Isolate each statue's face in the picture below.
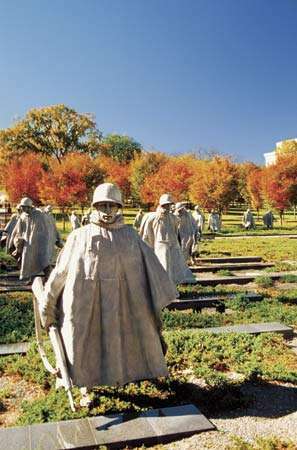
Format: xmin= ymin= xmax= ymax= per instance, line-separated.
xmin=162 ymin=203 xmax=172 ymax=212
xmin=95 ymin=202 xmax=119 ymax=224
xmin=20 ymin=206 xmax=32 ymax=215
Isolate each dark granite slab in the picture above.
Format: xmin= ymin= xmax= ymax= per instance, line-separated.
xmin=0 ymin=404 xmax=215 ymax=450
xmin=190 ymin=262 xmax=273 ymax=272
xmin=195 ymin=256 xmax=262 ymax=263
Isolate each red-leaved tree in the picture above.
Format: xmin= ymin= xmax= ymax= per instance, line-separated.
xmin=4 ymin=153 xmax=45 ymax=204
xmin=139 ymin=156 xmax=196 ymax=206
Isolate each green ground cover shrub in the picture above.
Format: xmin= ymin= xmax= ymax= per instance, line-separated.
xmin=216 ymin=269 xmax=234 ymax=277
xmin=2 ymin=328 xmax=295 ymax=426
xmin=163 ymin=298 xmax=297 ymax=329
xmin=276 ymin=290 xmax=297 ymax=304
xmin=255 ymin=275 xmax=274 ymax=288
xmin=0 ymin=294 xmax=34 ymax=344
xmin=279 ymin=274 xmax=297 ymax=283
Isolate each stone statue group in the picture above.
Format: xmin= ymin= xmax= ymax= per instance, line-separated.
xmin=1 ymin=184 xmax=204 ymax=408
xmin=242 ymin=208 xmax=274 ymax=230
xmin=0 ymin=184 xmax=275 ymax=409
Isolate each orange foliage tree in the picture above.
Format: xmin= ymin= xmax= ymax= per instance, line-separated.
xmin=262 ymin=153 xmax=297 ymax=224
xmin=246 ymin=168 xmax=264 ymax=215
xmin=129 ymin=151 xmax=168 ymax=203
xmin=189 ymin=156 xmax=239 ymax=213
xmin=140 ymin=156 xmax=196 ymax=206
xmin=38 ymin=153 xmax=95 ymax=209
xmin=4 ymin=153 xmax=45 ymax=204
xmin=97 ymin=155 xmax=131 ymax=199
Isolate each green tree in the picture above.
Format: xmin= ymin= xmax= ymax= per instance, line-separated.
xmin=129 ymin=151 xmax=168 ymax=203
xmin=0 ymin=104 xmax=102 ymax=164
xmin=100 ymin=133 xmax=142 ymax=163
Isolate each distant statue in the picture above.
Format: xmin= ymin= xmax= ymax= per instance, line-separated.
xmin=208 ymin=210 xmax=221 ymax=232
xmin=1 ymin=204 xmax=21 ymax=252
xmin=70 ymin=211 xmax=80 ymax=230
xmin=44 ymin=205 xmax=63 ymax=264
xmin=133 ymin=208 xmax=144 ymax=231
xmin=81 ymin=208 xmax=92 ymax=226
xmin=242 ymin=208 xmax=255 ymax=230
xmin=192 ymin=205 xmax=205 ymax=238
xmin=263 ymin=210 xmax=274 ymax=229
xmin=139 ymin=194 xmax=196 ymax=284
xmin=10 ymin=197 xmax=53 ymax=280
xmin=174 ymin=202 xmax=199 ymax=264
xmin=35 ymin=183 xmax=176 ymax=407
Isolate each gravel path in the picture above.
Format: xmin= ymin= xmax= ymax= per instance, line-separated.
xmin=159 ymin=381 xmax=297 ymax=449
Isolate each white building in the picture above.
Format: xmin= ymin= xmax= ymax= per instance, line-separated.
xmin=264 ymin=138 xmax=297 ymax=166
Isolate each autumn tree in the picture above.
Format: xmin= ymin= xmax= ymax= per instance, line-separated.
xmin=3 ymin=153 xmax=45 ymax=204
xmin=246 ymin=168 xmax=264 ymax=216
xmin=189 ymin=156 xmax=239 ymax=213
xmin=38 ymin=153 xmax=94 ymax=209
xmin=97 ymin=155 xmax=132 ymax=199
xmin=236 ymin=161 xmax=259 ymax=205
xmin=140 ymin=156 xmax=196 ymax=206
xmin=129 ymin=151 xmax=168 ymax=203
xmin=0 ymin=104 xmax=102 ymax=164
xmin=262 ymin=153 xmax=297 ymax=225
xmin=100 ymin=134 xmax=142 ymax=163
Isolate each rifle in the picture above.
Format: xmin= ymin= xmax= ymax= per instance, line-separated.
xmin=31 ymin=277 xmax=76 ymax=412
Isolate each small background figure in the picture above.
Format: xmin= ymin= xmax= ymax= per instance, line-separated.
xmin=1 ymin=204 xmax=21 ymax=252
xmin=81 ymin=208 xmax=92 ymax=226
xmin=70 ymin=211 xmax=80 ymax=230
xmin=208 ymin=210 xmax=221 ymax=232
xmin=242 ymin=208 xmax=255 ymax=230
xmin=263 ymin=210 xmax=274 ymax=229
xmin=133 ymin=208 xmax=144 ymax=231
xmin=174 ymin=202 xmax=198 ymax=264
xmin=192 ymin=205 xmax=205 ymax=239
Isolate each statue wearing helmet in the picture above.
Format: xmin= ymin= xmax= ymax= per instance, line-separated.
xmin=139 ymin=193 xmax=196 ymax=284
xmin=174 ymin=202 xmax=199 ymax=264
xmin=10 ymin=197 xmax=54 ymax=280
xmin=37 ymin=183 xmax=176 ymax=404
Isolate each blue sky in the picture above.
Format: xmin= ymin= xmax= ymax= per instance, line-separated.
xmin=0 ymin=0 xmax=297 ymax=164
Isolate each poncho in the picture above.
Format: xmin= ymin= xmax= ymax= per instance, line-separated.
xmin=139 ymin=209 xmax=196 ymax=284
xmin=40 ymin=214 xmax=176 ymax=388
xmin=174 ymin=208 xmax=198 ymax=262
xmin=12 ymin=209 xmax=52 ymax=280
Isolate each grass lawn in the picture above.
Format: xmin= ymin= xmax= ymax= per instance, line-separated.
xmin=201 ymin=237 xmax=297 ymax=261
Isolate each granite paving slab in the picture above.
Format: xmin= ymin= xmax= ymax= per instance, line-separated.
xmin=0 ymin=404 xmax=214 ymax=450
xmin=0 ymin=425 xmax=30 ymax=450
xmin=187 ymin=271 xmax=297 ymax=286
xmin=190 ymin=262 xmax=273 ymax=272
xmin=202 ymin=322 xmax=293 ymax=338
xmin=0 ymin=342 xmax=29 ymax=356
xmin=195 ymin=256 xmax=262 ymax=264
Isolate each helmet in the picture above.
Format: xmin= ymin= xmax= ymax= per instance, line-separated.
xmin=159 ymin=193 xmax=174 ymax=206
xmin=19 ymin=197 xmax=33 ymax=207
xmin=92 ymin=183 xmax=123 ymax=207
xmin=175 ymin=201 xmax=187 ymax=210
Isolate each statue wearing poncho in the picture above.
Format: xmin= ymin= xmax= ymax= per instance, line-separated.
xmin=139 ymin=194 xmax=196 ymax=284
xmin=39 ymin=183 xmax=176 ymax=388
